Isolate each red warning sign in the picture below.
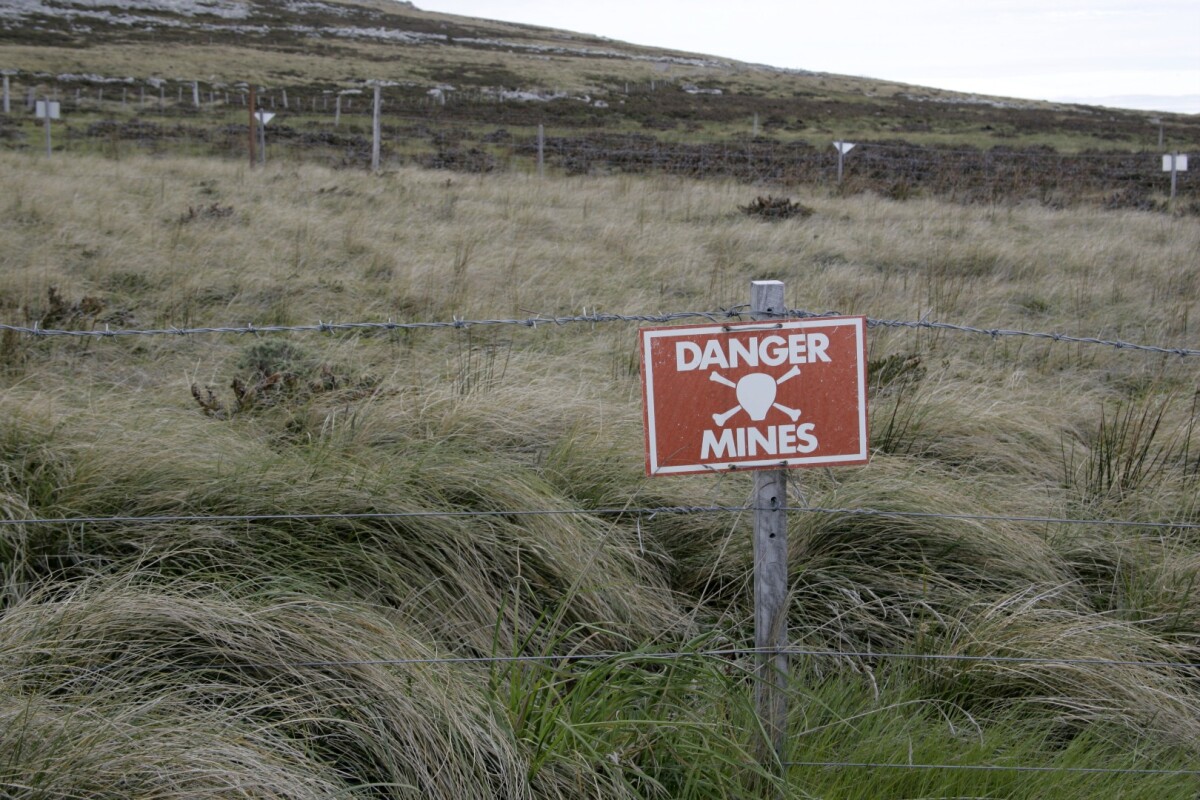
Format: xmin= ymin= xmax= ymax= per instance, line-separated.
xmin=640 ymin=317 xmax=869 ymax=475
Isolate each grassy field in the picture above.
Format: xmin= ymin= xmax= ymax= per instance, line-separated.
xmin=0 ymin=146 xmax=1198 ymax=798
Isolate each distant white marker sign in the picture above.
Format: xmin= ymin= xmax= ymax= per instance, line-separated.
xmin=35 ymin=100 xmax=60 ymax=120
xmin=255 ymin=111 xmax=276 ymax=126
xmin=1162 ymin=154 xmax=1188 ymax=171
xmin=832 ymin=141 xmax=856 ymax=155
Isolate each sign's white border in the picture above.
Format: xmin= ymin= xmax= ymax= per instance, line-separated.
xmin=643 ymin=317 xmax=869 ymax=475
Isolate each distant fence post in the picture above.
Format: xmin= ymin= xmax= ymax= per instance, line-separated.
xmin=259 ymin=104 xmax=268 ymax=166
xmin=1163 ymin=153 xmax=1188 ymax=203
xmin=537 ymin=123 xmax=545 ymax=178
xmin=2 ymin=73 xmax=10 ymax=114
xmin=37 ymin=96 xmax=59 ymax=157
xmin=248 ymin=85 xmax=256 ymax=169
xmin=751 ymin=278 xmax=789 ymax=767
xmin=371 ymin=83 xmax=381 ymax=172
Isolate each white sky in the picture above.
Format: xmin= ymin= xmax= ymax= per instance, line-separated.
xmin=415 ymin=1 xmax=1200 ymax=114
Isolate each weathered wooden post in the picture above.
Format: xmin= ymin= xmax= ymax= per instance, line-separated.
xmin=638 ymin=281 xmax=870 ymax=786
xmin=1163 ymin=153 xmax=1188 ymax=203
xmin=37 ymin=96 xmax=59 ymax=157
xmin=833 ymin=141 xmax=856 ymax=185
xmin=42 ymin=97 xmax=52 ymax=156
xmin=248 ymin=85 xmax=256 ymax=168
xmin=258 ymin=105 xmax=268 ymax=166
xmin=750 ymin=279 xmax=789 ymax=764
xmin=537 ymin=123 xmax=545 ymax=178
xmin=371 ymin=83 xmax=382 ymax=171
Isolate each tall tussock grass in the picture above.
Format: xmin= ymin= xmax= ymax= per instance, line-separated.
xmin=0 ymin=577 xmax=530 ymax=798
xmin=2 ymin=152 xmax=1199 ymax=797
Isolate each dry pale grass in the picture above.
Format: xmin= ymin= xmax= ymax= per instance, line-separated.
xmin=0 ymin=576 xmax=532 ymax=798
xmin=1 ymin=150 xmax=1199 ymax=796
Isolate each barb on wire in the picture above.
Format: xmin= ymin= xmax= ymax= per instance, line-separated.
xmin=2 ymin=308 xmax=1198 ymax=357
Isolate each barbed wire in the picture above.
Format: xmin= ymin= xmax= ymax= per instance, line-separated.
xmin=2 ymin=309 xmax=1198 ymax=357
xmin=11 ymin=644 xmax=1198 ymax=677
xmin=6 ymin=639 xmax=1197 ymax=779
xmin=269 ymin=645 xmax=1200 ymax=672
xmin=807 ymin=311 xmax=1200 ymax=357
xmin=782 ymin=760 xmax=1200 ymax=777
xmin=2 ymin=504 xmax=1197 ymax=531
xmin=0 ymin=310 xmax=739 ymax=339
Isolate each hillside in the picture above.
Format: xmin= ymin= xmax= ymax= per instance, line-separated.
xmin=2 ymin=0 xmax=1198 ymax=154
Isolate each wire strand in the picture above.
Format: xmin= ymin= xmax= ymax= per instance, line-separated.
xmin=2 ymin=504 xmax=1198 ymax=531
xmin=2 ymin=309 xmax=1197 ymax=356
xmin=782 ymin=760 xmax=1200 ymax=777
xmin=14 ymin=645 xmax=1200 ymax=677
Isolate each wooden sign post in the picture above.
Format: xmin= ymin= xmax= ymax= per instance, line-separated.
xmin=833 ymin=141 xmax=856 ymax=185
xmin=640 ymin=280 xmax=869 ymax=767
xmin=36 ymin=97 xmax=60 ymax=157
xmin=247 ymin=85 xmax=256 ymax=168
xmin=256 ymin=109 xmax=274 ymax=165
xmin=372 ymin=83 xmax=381 ymax=172
xmin=537 ymin=123 xmax=545 ymax=178
xmin=1163 ymin=153 xmax=1188 ymax=202
xmin=750 ymin=279 xmax=790 ymax=763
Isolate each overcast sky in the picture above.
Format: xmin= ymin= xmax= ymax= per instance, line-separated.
xmin=416 ymin=1 xmax=1200 ymax=114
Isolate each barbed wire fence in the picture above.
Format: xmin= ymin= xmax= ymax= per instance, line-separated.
xmin=0 ymin=358 xmax=1196 ymax=772
xmin=3 ymin=308 xmax=1199 ymax=357
xmin=3 ymin=79 xmax=1199 ymax=777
